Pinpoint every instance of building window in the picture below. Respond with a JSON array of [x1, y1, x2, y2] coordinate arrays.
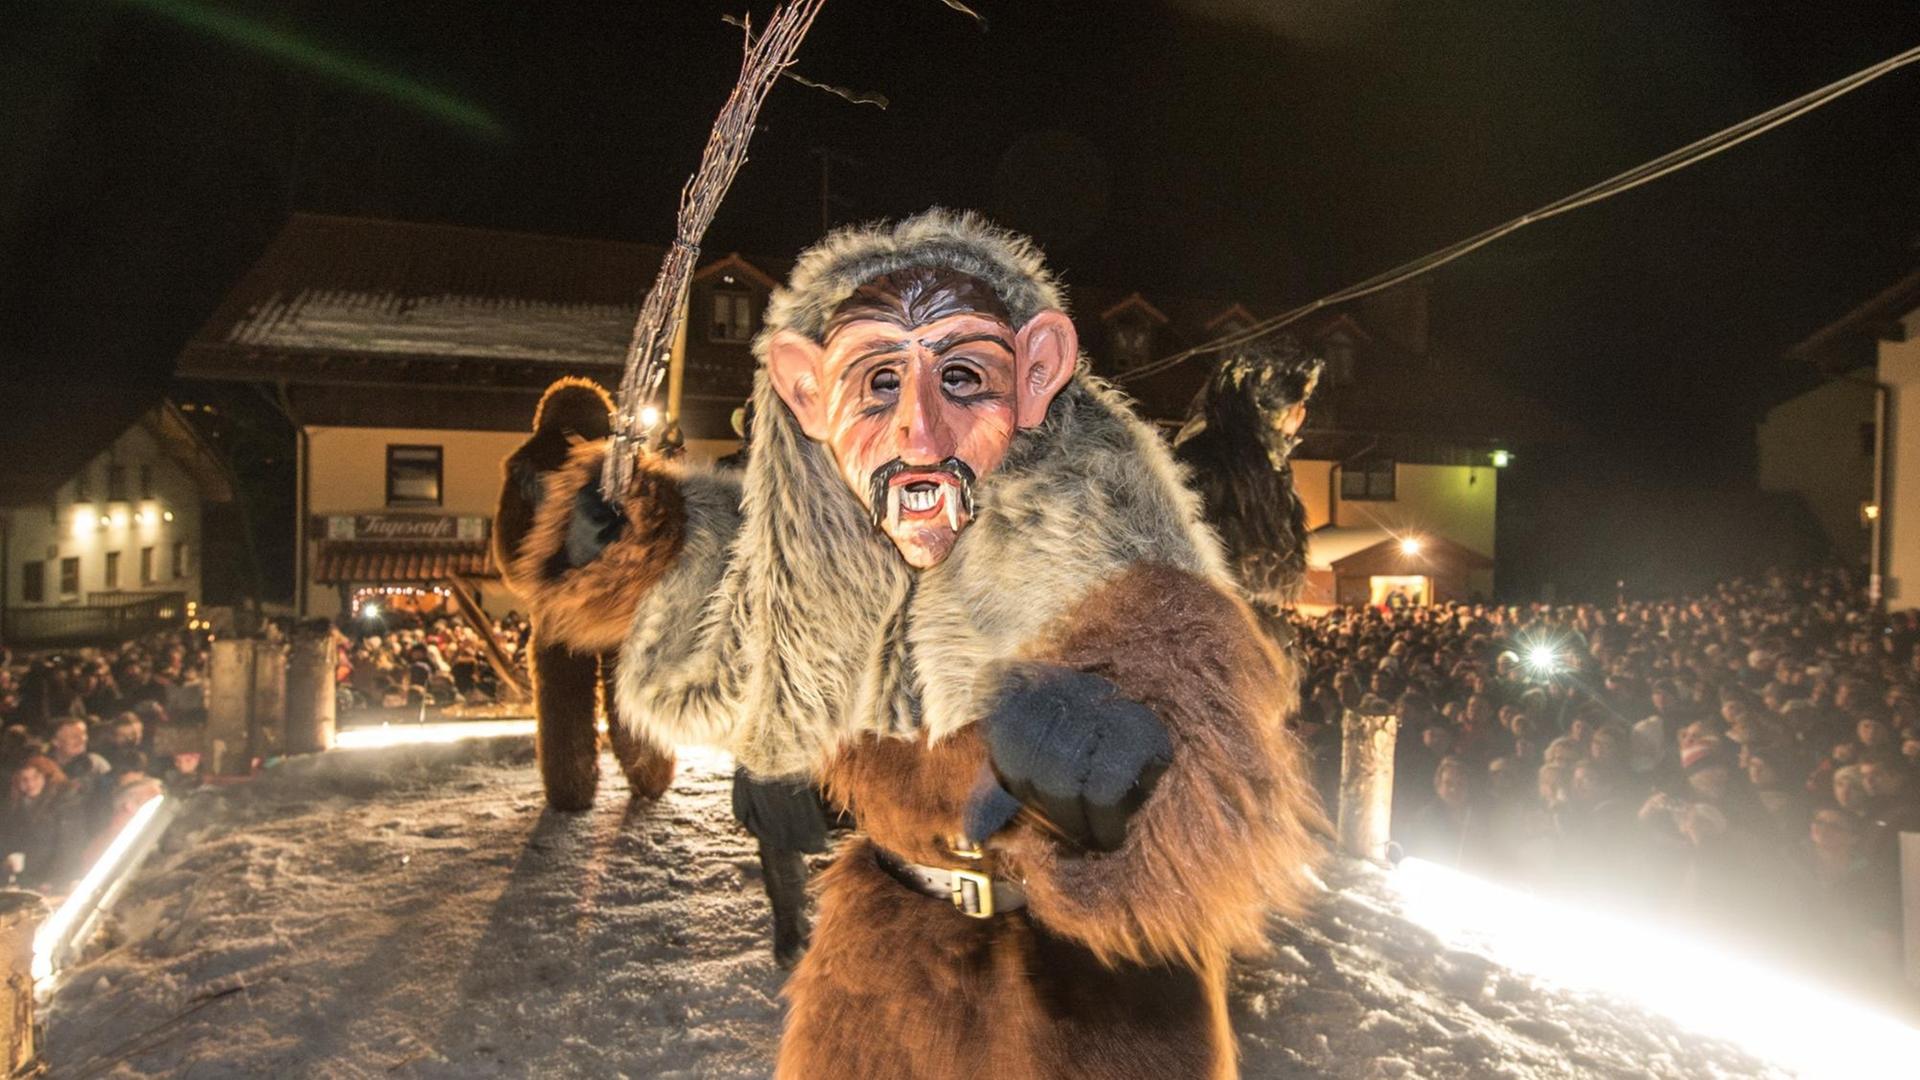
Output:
[[140, 464, 154, 498], [21, 562, 44, 604], [1323, 332, 1356, 385], [59, 557, 79, 599], [1341, 458, 1397, 501], [105, 551, 121, 589], [1108, 322, 1152, 367], [172, 541, 188, 579], [386, 445, 443, 507], [140, 546, 155, 585], [710, 289, 754, 343]]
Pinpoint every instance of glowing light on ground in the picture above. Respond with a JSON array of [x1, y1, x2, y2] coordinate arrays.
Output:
[[34, 795, 172, 986], [1392, 857, 1920, 1079], [335, 719, 537, 749], [332, 721, 737, 776]]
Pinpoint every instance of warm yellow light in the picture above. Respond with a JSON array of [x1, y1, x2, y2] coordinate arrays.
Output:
[[71, 506, 97, 538], [1399, 537, 1423, 556], [1864, 504, 1881, 521], [1490, 449, 1512, 468], [639, 405, 662, 429], [162, 510, 175, 523]]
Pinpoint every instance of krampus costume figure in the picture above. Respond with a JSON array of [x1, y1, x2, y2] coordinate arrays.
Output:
[[498, 210, 1322, 1078], [492, 379, 678, 811], [1173, 338, 1323, 616]]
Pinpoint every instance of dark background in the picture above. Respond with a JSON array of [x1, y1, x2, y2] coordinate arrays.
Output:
[[4, 0, 1918, 603]]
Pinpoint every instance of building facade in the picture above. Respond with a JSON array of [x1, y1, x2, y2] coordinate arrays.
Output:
[[0, 402, 230, 645], [1755, 370, 1876, 566], [176, 214, 775, 621], [1788, 269, 1920, 609]]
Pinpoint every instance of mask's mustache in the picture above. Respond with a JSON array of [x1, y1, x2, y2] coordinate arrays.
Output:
[[867, 457, 977, 534]]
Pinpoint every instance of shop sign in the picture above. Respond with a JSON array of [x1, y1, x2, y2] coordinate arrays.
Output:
[[322, 515, 488, 541]]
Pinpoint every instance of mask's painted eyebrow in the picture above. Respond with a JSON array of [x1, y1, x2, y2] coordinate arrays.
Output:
[[924, 331, 1014, 356], [848, 337, 912, 372]]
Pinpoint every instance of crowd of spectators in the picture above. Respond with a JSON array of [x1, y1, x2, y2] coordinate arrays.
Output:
[[1291, 568, 1920, 1001], [0, 630, 201, 895], [333, 611, 530, 712]]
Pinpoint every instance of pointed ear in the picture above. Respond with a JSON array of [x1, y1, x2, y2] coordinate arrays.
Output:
[[764, 329, 831, 442], [1013, 310, 1077, 428]]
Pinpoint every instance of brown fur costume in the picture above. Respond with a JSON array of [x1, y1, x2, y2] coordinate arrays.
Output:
[[495, 212, 1324, 1077], [494, 378, 676, 811]]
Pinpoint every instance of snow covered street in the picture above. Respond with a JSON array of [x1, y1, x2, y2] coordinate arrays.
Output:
[[50, 736, 1788, 1078]]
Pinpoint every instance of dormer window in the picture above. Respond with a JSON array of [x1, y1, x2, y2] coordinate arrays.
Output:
[[711, 287, 754, 344], [1099, 294, 1170, 373], [1324, 329, 1356, 384], [1110, 322, 1153, 366]]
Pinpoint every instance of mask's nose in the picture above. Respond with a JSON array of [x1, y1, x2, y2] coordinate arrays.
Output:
[[896, 363, 954, 463]]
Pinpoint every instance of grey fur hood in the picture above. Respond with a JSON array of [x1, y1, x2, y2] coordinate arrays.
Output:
[[618, 212, 1228, 778]]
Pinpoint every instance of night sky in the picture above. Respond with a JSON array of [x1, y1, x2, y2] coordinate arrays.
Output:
[[4, 0, 1918, 598]]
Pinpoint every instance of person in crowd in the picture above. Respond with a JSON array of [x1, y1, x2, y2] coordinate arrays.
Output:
[[0, 756, 83, 893], [50, 718, 110, 790], [1403, 756, 1490, 868]]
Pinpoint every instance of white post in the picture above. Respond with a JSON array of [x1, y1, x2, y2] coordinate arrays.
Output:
[[285, 620, 336, 754], [1338, 707, 1399, 864]]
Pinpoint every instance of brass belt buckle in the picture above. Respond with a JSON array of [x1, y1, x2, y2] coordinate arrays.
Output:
[[950, 868, 995, 918]]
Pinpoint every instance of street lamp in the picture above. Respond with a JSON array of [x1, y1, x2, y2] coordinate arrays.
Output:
[[1399, 537, 1423, 556]]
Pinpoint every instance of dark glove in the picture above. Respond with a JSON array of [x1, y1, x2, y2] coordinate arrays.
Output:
[[968, 665, 1172, 853], [563, 481, 626, 569]]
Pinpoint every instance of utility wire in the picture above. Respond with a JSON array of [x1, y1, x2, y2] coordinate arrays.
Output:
[[1117, 41, 1920, 384]]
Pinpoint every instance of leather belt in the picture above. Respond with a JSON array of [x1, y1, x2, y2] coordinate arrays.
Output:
[[875, 847, 1027, 919]]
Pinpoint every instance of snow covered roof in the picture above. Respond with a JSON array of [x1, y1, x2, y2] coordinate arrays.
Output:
[[1307, 525, 1493, 573], [177, 214, 790, 379], [1307, 526, 1395, 569]]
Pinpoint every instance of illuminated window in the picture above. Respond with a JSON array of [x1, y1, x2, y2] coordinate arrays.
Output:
[[172, 541, 188, 579], [386, 445, 443, 507], [21, 561, 43, 604], [1341, 458, 1397, 501], [711, 290, 754, 343], [140, 546, 155, 585], [59, 557, 79, 599], [105, 551, 121, 589]]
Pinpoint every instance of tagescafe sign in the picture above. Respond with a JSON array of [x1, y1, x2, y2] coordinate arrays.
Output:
[[324, 515, 488, 542]]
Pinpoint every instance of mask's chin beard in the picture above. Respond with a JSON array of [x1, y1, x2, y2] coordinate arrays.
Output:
[[867, 457, 978, 536]]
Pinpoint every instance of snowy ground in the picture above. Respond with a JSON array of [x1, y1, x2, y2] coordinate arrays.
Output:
[[50, 736, 1784, 1079]]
